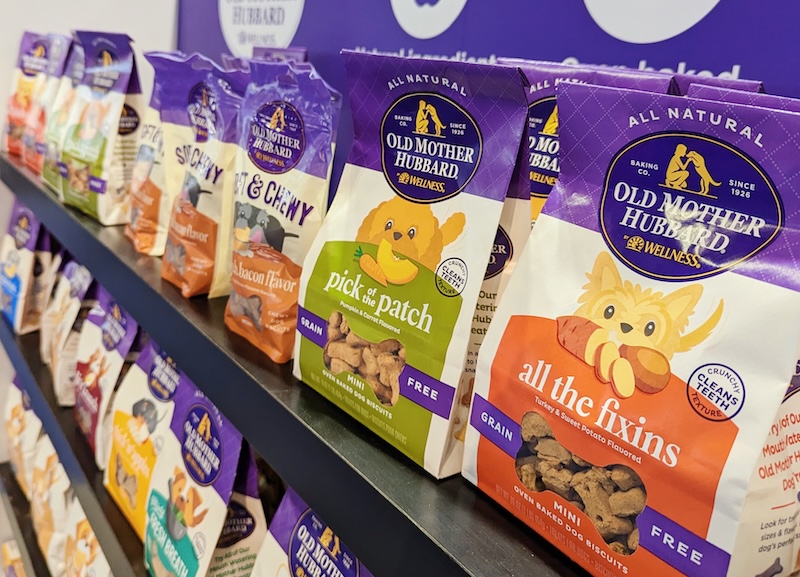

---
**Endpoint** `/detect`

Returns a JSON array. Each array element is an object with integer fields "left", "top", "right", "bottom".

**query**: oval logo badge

[
  {"left": 289, "top": 510, "right": 359, "bottom": 577},
  {"left": 601, "top": 132, "right": 783, "bottom": 281},
  {"left": 187, "top": 82, "right": 218, "bottom": 143},
  {"left": 217, "top": 501, "right": 256, "bottom": 548},
  {"left": 248, "top": 101, "right": 305, "bottom": 173},
  {"left": 21, "top": 41, "right": 48, "bottom": 77},
  {"left": 118, "top": 104, "right": 140, "bottom": 136},
  {"left": 182, "top": 405, "right": 222, "bottom": 486},
  {"left": 484, "top": 226, "right": 513, "bottom": 280},
  {"left": 528, "top": 96, "right": 560, "bottom": 199},
  {"left": 149, "top": 351, "right": 180, "bottom": 401},
  {"left": 381, "top": 92, "right": 482, "bottom": 203},
  {"left": 101, "top": 301, "right": 127, "bottom": 351}
]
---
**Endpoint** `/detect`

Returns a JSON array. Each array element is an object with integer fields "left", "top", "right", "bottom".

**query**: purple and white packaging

[
  {"left": 0, "top": 200, "right": 43, "bottom": 334},
  {"left": 465, "top": 82, "right": 800, "bottom": 576},
  {"left": 673, "top": 73, "right": 764, "bottom": 96},
  {"left": 250, "top": 487, "right": 374, "bottom": 577},
  {"left": 687, "top": 84, "right": 800, "bottom": 112},
  {"left": 40, "top": 250, "right": 71, "bottom": 365}
]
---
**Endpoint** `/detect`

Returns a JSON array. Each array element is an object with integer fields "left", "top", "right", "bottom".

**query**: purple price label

[
  {"left": 470, "top": 394, "right": 519, "bottom": 457},
  {"left": 58, "top": 162, "right": 68, "bottom": 178},
  {"left": 35, "top": 142, "right": 46, "bottom": 154},
  {"left": 638, "top": 507, "right": 730, "bottom": 577},
  {"left": 398, "top": 364, "right": 454, "bottom": 419},
  {"left": 297, "top": 306, "right": 328, "bottom": 349},
  {"left": 89, "top": 176, "right": 107, "bottom": 194}
]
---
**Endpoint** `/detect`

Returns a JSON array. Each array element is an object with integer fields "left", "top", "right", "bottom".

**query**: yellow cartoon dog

[
  {"left": 356, "top": 196, "right": 465, "bottom": 271},
  {"left": 558, "top": 251, "right": 724, "bottom": 398},
  {"left": 65, "top": 518, "right": 99, "bottom": 577}
]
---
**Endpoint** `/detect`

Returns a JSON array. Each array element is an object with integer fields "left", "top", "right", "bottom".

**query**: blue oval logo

[
  {"left": 248, "top": 101, "right": 305, "bottom": 174},
  {"left": 484, "top": 226, "right": 513, "bottom": 280},
  {"left": 21, "top": 41, "right": 48, "bottom": 77},
  {"left": 601, "top": 132, "right": 783, "bottom": 281},
  {"left": 187, "top": 83, "right": 217, "bottom": 143},
  {"left": 289, "top": 510, "right": 359, "bottom": 577},
  {"left": 101, "top": 301, "right": 127, "bottom": 351},
  {"left": 181, "top": 405, "right": 222, "bottom": 486},
  {"left": 148, "top": 351, "right": 180, "bottom": 401},
  {"left": 528, "top": 96, "right": 560, "bottom": 199},
  {"left": 381, "top": 92, "right": 482, "bottom": 203}
]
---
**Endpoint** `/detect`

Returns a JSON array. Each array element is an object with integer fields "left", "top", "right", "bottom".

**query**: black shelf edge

[
  {"left": 0, "top": 154, "right": 587, "bottom": 577},
  {"left": 0, "top": 463, "right": 51, "bottom": 577},
  {"left": 0, "top": 320, "right": 145, "bottom": 577}
]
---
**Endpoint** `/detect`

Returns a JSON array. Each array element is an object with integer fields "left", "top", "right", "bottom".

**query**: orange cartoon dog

[
  {"left": 356, "top": 196, "right": 466, "bottom": 271},
  {"left": 64, "top": 518, "right": 99, "bottom": 577},
  {"left": 558, "top": 251, "right": 724, "bottom": 398},
  {"left": 170, "top": 467, "right": 208, "bottom": 527}
]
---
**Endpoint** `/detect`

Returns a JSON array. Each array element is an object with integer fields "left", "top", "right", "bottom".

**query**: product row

[{"left": 8, "top": 27, "right": 800, "bottom": 577}]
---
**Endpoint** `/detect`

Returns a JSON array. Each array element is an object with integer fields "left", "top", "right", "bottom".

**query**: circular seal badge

[
  {"left": 687, "top": 363, "right": 745, "bottom": 421},
  {"left": 118, "top": 104, "right": 140, "bottom": 136},
  {"left": 484, "top": 226, "right": 513, "bottom": 280},
  {"left": 149, "top": 352, "right": 180, "bottom": 401},
  {"left": 601, "top": 132, "right": 783, "bottom": 281},
  {"left": 181, "top": 405, "right": 222, "bottom": 486},
  {"left": 436, "top": 257, "right": 467, "bottom": 297},
  {"left": 381, "top": 92, "right": 482, "bottom": 203},
  {"left": 187, "top": 82, "right": 218, "bottom": 143},
  {"left": 289, "top": 510, "right": 359, "bottom": 577},
  {"left": 528, "top": 96, "right": 561, "bottom": 199},
  {"left": 247, "top": 101, "right": 305, "bottom": 173}
]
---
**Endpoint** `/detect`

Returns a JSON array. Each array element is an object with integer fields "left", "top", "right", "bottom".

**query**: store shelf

[
  {"left": 0, "top": 321, "right": 145, "bottom": 577},
  {"left": 0, "top": 154, "right": 588, "bottom": 577},
  {"left": 0, "top": 463, "right": 51, "bottom": 577}
]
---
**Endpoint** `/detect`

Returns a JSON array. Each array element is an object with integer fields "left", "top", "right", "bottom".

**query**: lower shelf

[{"left": 0, "top": 462, "right": 51, "bottom": 577}]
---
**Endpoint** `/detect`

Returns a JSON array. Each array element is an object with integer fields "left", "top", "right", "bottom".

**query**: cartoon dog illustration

[
  {"left": 558, "top": 251, "right": 724, "bottom": 398},
  {"left": 180, "top": 173, "right": 211, "bottom": 209},
  {"left": 64, "top": 518, "right": 99, "bottom": 577},
  {"left": 78, "top": 348, "right": 109, "bottom": 391},
  {"left": 128, "top": 398, "right": 161, "bottom": 444},
  {"left": 6, "top": 403, "right": 26, "bottom": 487},
  {"left": 168, "top": 467, "right": 208, "bottom": 536},
  {"left": 31, "top": 453, "right": 60, "bottom": 550},
  {"left": 356, "top": 196, "right": 466, "bottom": 271},
  {"left": 685, "top": 150, "right": 721, "bottom": 195},
  {"left": 233, "top": 201, "right": 298, "bottom": 255},
  {"left": 77, "top": 99, "right": 110, "bottom": 142}
]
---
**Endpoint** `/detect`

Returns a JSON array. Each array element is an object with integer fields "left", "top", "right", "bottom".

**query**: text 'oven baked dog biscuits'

[
  {"left": 250, "top": 487, "right": 374, "bottom": 577},
  {"left": 61, "top": 31, "right": 143, "bottom": 226},
  {"left": 225, "top": 60, "right": 337, "bottom": 363},
  {"left": 294, "top": 51, "right": 529, "bottom": 478},
  {"left": 463, "top": 83, "right": 800, "bottom": 576},
  {"left": 73, "top": 285, "right": 142, "bottom": 470},
  {"left": 161, "top": 57, "right": 249, "bottom": 298},
  {"left": 125, "top": 52, "right": 187, "bottom": 257},
  {"left": 104, "top": 339, "right": 182, "bottom": 539},
  {"left": 41, "top": 43, "right": 85, "bottom": 200},
  {"left": 22, "top": 34, "right": 72, "bottom": 176},
  {"left": 144, "top": 377, "right": 267, "bottom": 577},
  {"left": 6, "top": 32, "right": 49, "bottom": 158}
]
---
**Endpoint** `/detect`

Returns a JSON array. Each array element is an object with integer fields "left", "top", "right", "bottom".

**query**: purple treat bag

[{"left": 0, "top": 199, "right": 43, "bottom": 334}]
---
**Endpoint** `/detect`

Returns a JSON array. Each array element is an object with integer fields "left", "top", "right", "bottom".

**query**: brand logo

[
  {"left": 68, "top": 47, "right": 85, "bottom": 88},
  {"left": 218, "top": 0, "right": 305, "bottom": 57},
  {"left": 601, "top": 132, "right": 782, "bottom": 281},
  {"left": 528, "top": 97, "right": 561, "bottom": 199},
  {"left": 289, "top": 510, "right": 359, "bottom": 577},
  {"left": 248, "top": 101, "right": 305, "bottom": 173},
  {"left": 89, "top": 50, "right": 120, "bottom": 94},
  {"left": 12, "top": 213, "right": 32, "bottom": 249},
  {"left": 21, "top": 41, "right": 48, "bottom": 76},
  {"left": 391, "top": 0, "right": 468, "bottom": 39},
  {"left": 217, "top": 501, "right": 256, "bottom": 548},
  {"left": 583, "top": 0, "right": 720, "bottom": 44},
  {"left": 485, "top": 226, "right": 513, "bottom": 279},
  {"left": 381, "top": 92, "right": 482, "bottom": 203},
  {"left": 187, "top": 83, "right": 217, "bottom": 143},
  {"left": 118, "top": 104, "right": 140, "bottom": 136},
  {"left": 101, "top": 301, "right": 127, "bottom": 350},
  {"left": 149, "top": 352, "right": 179, "bottom": 401},
  {"left": 182, "top": 405, "right": 222, "bottom": 486}
]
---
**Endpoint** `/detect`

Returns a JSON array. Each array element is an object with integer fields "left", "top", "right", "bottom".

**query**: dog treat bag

[
  {"left": 144, "top": 380, "right": 246, "bottom": 577},
  {"left": 61, "top": 31, "right": 143, "bottom": 225},
  {"left": 6, "top": 32, "right": 49, "bottom": 157},
  {"left": 22, "top": 34, "right": 72, "bottom": 175},
  {"left": 30, "top": 434, "right": 72, "bottom": 577},
  {"left": 63, "top": 498, "right": 112, "bottom": 577},
  {"left": 1, "top": 541, "right": 26, "bottom": 577},
  {"left": 294, "top": 52, "right": 528, "bottom": 478},
  {"left": 687, "top": 84, "right": 800, "bottom": 112},
  {"left": 1, "top": 200, "right": 42, "bottom": 334},
  {"left": 250, "top": 486, "right": 374, "bottom": 577},
  {"left": 672, "top": 73, "right": 764, "bottom": 96},
  {"left": 463, "top": 82, "right": 800, "bottom": 576},
  {"left": 40, "top": 251, "right": 70, "bottom": 365},
  {"left": 161, "top": 60, "right": 247, "bottom": 298},
  {"left": 41, "top": 43, "right": 85, "bottom": 199},
  {"left": 5, "top": 379, "right": 43, "bottom": 499},
  {"left": 226, "top": 61, "right": 335, "bottom": 362},
  {"left": 126, "top": 52, "right": 188, "bottom": 257},
  {"left": 49, "top": 262, "right": 95, "bottom": 406},
  {"left": 73, "top": 285, "right": 142, "bottom": 470},
  {"left": 104, "top": 339, "right": 183, "bottom": 539}
]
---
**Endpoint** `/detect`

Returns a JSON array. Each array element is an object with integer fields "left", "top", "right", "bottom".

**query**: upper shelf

[{"left": 0, "top": 154, "right": 587, "bottom": 577}]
